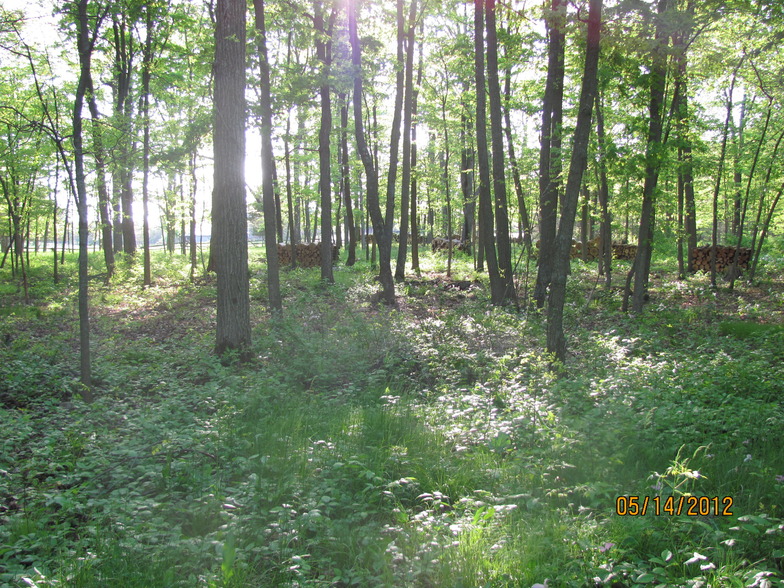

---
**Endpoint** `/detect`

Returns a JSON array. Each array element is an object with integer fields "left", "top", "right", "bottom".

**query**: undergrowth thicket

[{"left": 1, "top": 248, "right": 783, "bottom": 587}]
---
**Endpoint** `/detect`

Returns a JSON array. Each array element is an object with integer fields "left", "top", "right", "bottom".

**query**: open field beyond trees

[{"left": 1, "top": 246, "right": 784, "bottom": 587}]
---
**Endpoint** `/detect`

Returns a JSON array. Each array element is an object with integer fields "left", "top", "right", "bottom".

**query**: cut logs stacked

[
  {"left": 431, "top": 237, "right": 469, "bottom": 253},
  {"left": 611, "top": 242, "right": 637, "bottom": 261},
  {"left": 690, "top": 245, "right": 752, "bottom": 273},
  {"left": 277, "top": 243, "right": 340, "bottom": 268},
  {"left": 533, "top": 237, "right": 637, "bottom": 261}
]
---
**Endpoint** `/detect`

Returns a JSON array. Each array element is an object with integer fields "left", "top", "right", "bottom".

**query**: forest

[{"left": 1, "top": 0, "right": 783, "bottom": 586}]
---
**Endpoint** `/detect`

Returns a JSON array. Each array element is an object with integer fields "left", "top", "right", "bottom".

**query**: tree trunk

[
  {"left": 503, "top": 62, "right": 532, "bottom": 252},
  {"left": 534, "top": 0, "right": 566, "bottom": 308},
  {"left": 474, "top": 0, "right": 504, "bottom": 305},
  {"left": 253, "top": 0, "right": 282, "bottom": 311},
  {"left": 340, "top": 95, "right": 357, "bottom": 266},
  {"left": 709, "top": 62, "right": 741, "bottom": 288},
  {"left": 729, "top": 99, "right": 771, "bottom": 290},
  {"left": 546, "top": 0, "right": 602, "bottom": 363},
  {"left": 410, "top": 20, "right": 424, "bottom": 274},
  {"left": 73, "top": 0, "right": 101, "bottom": 401},
  {"left": 315, "top": 1, "right": 335, "bottom": 283},
  {"left": 625, "top": 0, "right": 669, "bottom": 312},
  {"left": 213, "top": 0, "right": 251, "bottom": 355},
  {"left": 394, "top": 0, "right": 419, "bottom": 281},
  {"left": 486, "top": 0, "right": 516, "bottom": 305},
  {"left": 86, "top": 78, "right": 115, "bottom": 281},
  {"left": 111, "top": 13, "right": 137, "bottom": 256},
  {"left": 349, "top": 0, "right": 394, "bottom": 304},
  {"left": 595, "top": 92, "right": 612, "bottom": 287},
  {"left": 140, "top": 5, "right": 154, "bottom": 288}
]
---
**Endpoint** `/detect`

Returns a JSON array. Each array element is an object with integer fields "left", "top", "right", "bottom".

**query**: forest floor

[{"left": 1, "top": 245, "right": 783, "bottom": 587}]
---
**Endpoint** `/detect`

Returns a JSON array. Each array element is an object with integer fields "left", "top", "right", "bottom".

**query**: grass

[{"left": 1, "top": 247, "right": 783, "bottom": 587}]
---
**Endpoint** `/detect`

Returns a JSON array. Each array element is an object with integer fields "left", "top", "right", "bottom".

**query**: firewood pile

[
  {"left": 431, "top": 237, "right": 469, "bottom": 252},
  {"left": 612, "top": 242, "right": 637, "bottom": 261},
  {"left": 532, "top": 238, "right": 637, "bottom": 262},
  {"left": 277, "top": 243, "right": 340, "bottom": 268},
  {"left": 690, "top": 245, "right": 752, "bottom": 273}
]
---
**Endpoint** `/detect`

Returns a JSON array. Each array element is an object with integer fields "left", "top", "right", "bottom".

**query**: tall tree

[
  {"left": 213, "top": 0, "right": 251, "bottom": 354},
  {"left": 534, "top": 0, "right": 566, "bottom": 308},
  {"left": 624, "top": 0, "right": 670, "bottom": 312},
  {"left": 253, "top": 0, "right": 281, "bottom": 311},
  {"left": 85, "top": 76, "right": 115, "bottom": 281},
  {"left": 546, "top": 0, "right": 602, "bottom": 362},
  {"left": 110, "top": 5, "right": 138, "bottom": 255},
  {"left": 485, "top": 0, "right": 516, "bottom": 305},
  {"left": 140, "top": 3, "right": 154, "bottom": 287},
  {"left": 339, "top": 94, "right": 357, "bottom": 266},
  {"left": 394, "top": 0, "right": 419, "bottom": 281},
  {"left": 349, "top": 0, "right": 395, "bottom": 304},
  {"left": 72, "top": 0, "right": 110, "bottom": 400},
  {"left": 474, "top": 0, "right": 504, "bottom": 305},
  {"left": 314, "top": 0, "right": 336, "bottom": 283}
]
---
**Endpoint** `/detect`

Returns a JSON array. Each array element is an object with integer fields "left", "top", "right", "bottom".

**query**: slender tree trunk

[
  {"left": 474, "top": 0, "right": 503, "bottom": 304},
  {"left": 708, "top": 63, "right": 741, "bottom": 288},
  {"left": 315, "top": 1, "right": 335, "bottom": 283},
  {"left": 213, "top": 0, "right": 251, "bottom": 354},
  {"left": 380, "top": 0, "right": 405, "bottom": 289},
  {"left": 253, "top": 0, "right": 282, "bottom": 310},
  {"left": 546, "top": 0, "right": 601, "bottom": 362},
  {"left": 595, "top": 93, "right": 612, "bottom": 287},
  {"left": 460, "top": 95, "right": 475, "bottom": 255},
  {"left": 728, "top": 99, "right": 771, "bottom": 289},
  {"left": 394, "top": 0, "right": 419, "bottom": 281},
  {"left": 349, "top": 0, "right": 394, "bottom": 304},
  {"left": 111, "top": 13, "right": 136, "bottom": 256},
  {"left": 624, "top": 0, "right": 669, "bottom": 312},
  {"left": 410, "top": 20, "right": 424, "bottom": 273},
  {"left": 534, "top": 0, "right": 566, "bottom": 308},
  {"left": 85, "top": 81, "right": 115, "bottom": 280},
  {"left": 486, "top": 0, "right": 516, "bottom": 305},
  {"left": 140, "top": 6, "right": 153, "bottom": 288},
  {"left": 503, "top": 63, "right": 532, "bottom": 252},
  {"left": 189, "top": 152, "right": 198, "bottom": 281},
  {"left": 339, "top": 95, "right": 357, "bottom": 266},
  {"left": 73, "top": 0, "right": 102, "bottom": 401},
  {"left": 748, "top": 126, "right": 784, "bottom": 280}
]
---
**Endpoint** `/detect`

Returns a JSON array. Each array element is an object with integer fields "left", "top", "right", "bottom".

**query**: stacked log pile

[
  {"left": 277, "top": 243, "right": 340, "bottom": 268},
  {"left": 532, "top": 238, "right": 637, "bottom": 261},
  {"left": 690, "top": 245, "right": 751, "bottom": 273},
  {"left": 612, "top": 242, "right": 637, "bottom": 261},
  {"left": 431, "top": 237, "right": 469, "bottom": 252}
]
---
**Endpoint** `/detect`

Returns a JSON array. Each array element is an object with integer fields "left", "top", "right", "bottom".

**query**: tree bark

[
  {"left": 349, "top": 0, "right": 395, "bottom": 304},
  {"left": 546, "top": 0, "right": 602, "bottom": 362},
  {"left": 315, "top": 1, "right": 335, "bottom": 283},
  {"left": 73, "top": 0, "right": 105, "bottom": 401},
  {"left": 213, "top": 0, "right": 252, "bottom": 355},
  {"left": 141, "top": 5, "right": 153, "bottom": 288},
  {"left": 625, "top": 0, "right": 669, "bottom": 312},
  {"left": 339, "top": 95, "right": 357, "bottom": 266},
  {"left": 253, "top": 0, "right": 282, "bottom": 310},
  {"left": 394, "top": 0, "right": 419, "bottom": 281},
  {"left": 503, "top": 63, "right": 532, "bottom": 252},
  {"left": 86, "top": 78, "right": 115, "bottom": 281},
  {"left": 474, "top": 0, "right": 504, "bottom": 305},
  {"left": 534, "top": 0, "right": 566, "bottom": 308},
  {"left": 486, "top": 0, "right": 516, "bottom": 305}
]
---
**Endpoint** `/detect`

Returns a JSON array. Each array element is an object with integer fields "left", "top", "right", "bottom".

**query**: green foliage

[{"left": 1, "top": 252, "right": 783, "bottom": 586}]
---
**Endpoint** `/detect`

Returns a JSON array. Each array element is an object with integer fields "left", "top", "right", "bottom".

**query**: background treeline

[{"left": 2, "top": 0, "right": 784, "bottom": 367}]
